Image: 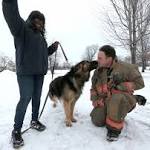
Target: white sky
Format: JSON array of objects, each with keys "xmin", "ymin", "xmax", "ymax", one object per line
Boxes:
[{"xmin": 0, "ymin": 0, "xmax": 127, "ymax": 64}]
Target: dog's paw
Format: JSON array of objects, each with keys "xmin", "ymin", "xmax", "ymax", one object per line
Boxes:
[
  {"xmin": 65, "ymin": 120, "xmax": 72, "ymax": 127},
  {"xmin": 71, "ymin": 118, "xmax": 77, "ymax": 123},
  {"xmin": 53, "ymin": 103, "xmax": 57, "ymax": 107}
]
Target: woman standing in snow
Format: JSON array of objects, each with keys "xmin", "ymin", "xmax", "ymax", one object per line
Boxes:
[{"xmin": 2, "ymin": 0, "xmax": 59, "ymax": 148}]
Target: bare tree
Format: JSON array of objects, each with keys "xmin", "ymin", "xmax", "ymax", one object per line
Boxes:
[
  {"xmin": 48, "ymin": 51, "xmax": 60, "ymax": 71},
  {"xmin": 103, "ymin": 0, "xmax": 150, "ymax": 64},
  {"xmin": 136, "ymin": 1, "xmax": 150, "ymax": 71},
  {"xmin": 0, "ymin": 55, "xmax": 16, "ymax": 72},
  {"xmin": 82, "ymin": 44, "xmax": 99, "ymax": 61},
  {"xmin": 7, "ymin": 60, "xmax": 16, "ymax": 72},
  {"xmin": 0, "ymin": 56, "xmax": 9, "ymax": 72},
  {"xmin": 61, "ymin": 62, "xmax": 72, "ymax": 70}
]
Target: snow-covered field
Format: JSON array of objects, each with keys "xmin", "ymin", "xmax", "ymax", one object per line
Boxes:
[{"xmin": 0, "ymin": 69, "xmax": 150, "ymax": 150}]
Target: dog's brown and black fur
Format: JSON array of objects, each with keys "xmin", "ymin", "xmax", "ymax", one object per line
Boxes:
[{"xmin": 48, "ymin": 60, "xmax": 98, "ymax": 126}]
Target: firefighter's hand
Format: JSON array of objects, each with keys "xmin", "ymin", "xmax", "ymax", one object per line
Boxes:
[
  {"xmin": 112, "ymin": 72, "xmax": 123, "ymax": 85},
  {"xmin": 92, "ymin": 99, "xmax": 104, "ymax": 108}
]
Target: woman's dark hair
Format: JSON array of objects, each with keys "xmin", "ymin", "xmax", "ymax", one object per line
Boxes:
[
  {"xmin": 99, "ymin": 45, "xmax": 116, "ymax": 60},
  {"xmin": 26, "ymin": 10, "xmax": 45, "ymax": 37}
]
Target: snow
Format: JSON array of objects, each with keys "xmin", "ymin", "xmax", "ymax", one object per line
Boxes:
[{"xmin": 0, "ymin": 69, "xmax": 150, "ymax": 150}]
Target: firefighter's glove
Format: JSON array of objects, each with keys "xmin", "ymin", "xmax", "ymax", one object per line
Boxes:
[{"xmin": 112, "ymin": 72, "xmax": 123, "ymax": 85}]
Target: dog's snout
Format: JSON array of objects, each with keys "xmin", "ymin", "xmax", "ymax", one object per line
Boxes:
[{"xmin": 90, "ymin": 61, "xmax": 98, "ymax": 70}]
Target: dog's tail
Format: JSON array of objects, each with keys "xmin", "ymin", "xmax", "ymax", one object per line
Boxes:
[
  {"xmin": 134, "ymin": 95, "xmax": 147, "ymax": 106},
  {"xmin": 48, "ymin": 91, "xmax": 57, "ymax": 107},
  {"xmin": 48, "ymin": 84, "xmax": 58, "ymax": 108}
]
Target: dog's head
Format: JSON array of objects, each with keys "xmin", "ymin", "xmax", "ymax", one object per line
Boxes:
[{"xmin": 71, "ymin": 60, "xmax": 98, "ymax": 81}]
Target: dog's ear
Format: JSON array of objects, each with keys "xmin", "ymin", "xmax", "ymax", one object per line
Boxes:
[
  {"xmin": 70, "ymin": 66, "xmax": 75, "ymax": 73},
  {"xmin": 71, "ymin": 64, "xmax": 80, "ymax": 73},
  {"xmin": 73, "ymin": 62, "xmax": 83, "ymax": 72}
]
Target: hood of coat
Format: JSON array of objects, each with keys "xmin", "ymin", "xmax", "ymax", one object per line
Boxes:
[{"xmin": 26, "ymin": 10, "xmax": 45, "ymax": 37}]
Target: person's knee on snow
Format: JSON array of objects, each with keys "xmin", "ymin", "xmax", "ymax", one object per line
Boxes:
[
  {"xmin": 90, "ymin": 107, "xmax": 106, "ymax": 127},
  {"xmin": 107, "ymin": 94, "xmax": 129, "ymax": 122}
]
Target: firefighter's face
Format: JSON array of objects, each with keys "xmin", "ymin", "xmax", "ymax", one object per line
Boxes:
[{"xmin": 97, "ymin": 51, "xmax": 112, "ymax": 67}]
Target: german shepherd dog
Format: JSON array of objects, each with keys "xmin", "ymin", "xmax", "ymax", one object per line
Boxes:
[{"xmin": 48, "ymin": 60, "xmax": 98, "ymax": 127}]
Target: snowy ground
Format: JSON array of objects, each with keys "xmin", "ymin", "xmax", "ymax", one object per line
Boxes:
[{"xmin": 0, "ymin": 69, "xmax": 150, "ymax": 150}]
